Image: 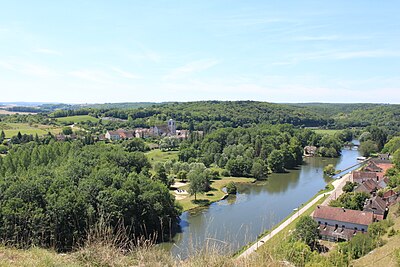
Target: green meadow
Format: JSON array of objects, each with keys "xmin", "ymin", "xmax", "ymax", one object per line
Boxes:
[
  {"xmin": 0, "ymin": 123, "xmax": 62, "ymax": 138},
  {"xmin": 56, "ymin": 115, "xmax": 99, "ymax": 123}
]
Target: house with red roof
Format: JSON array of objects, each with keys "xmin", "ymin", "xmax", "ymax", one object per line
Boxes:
[{"xmin": 312, "ymin": 206, "xmax": 374, "ymax": 242}]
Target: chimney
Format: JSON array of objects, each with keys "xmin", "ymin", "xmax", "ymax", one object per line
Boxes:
[{"xmin": 342, "ymin": 207, "xmax": 345, "ymax": 212}]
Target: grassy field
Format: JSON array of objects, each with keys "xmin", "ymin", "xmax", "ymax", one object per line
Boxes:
[
  {"xmin": 56, "ymin": 115, "xmax": 99, "ymax": 123},
  {"xmin": 145, "ymin": 149, "xmax": 179, "ymax": 167},
  {"xmin": 352, "ymin": 203, "xmax": 400, "ymax": 267},
  {"xmin": 312, "ymin": 129, "xmax": 340, "ymax": 135},
  {"xmin": 173, "ymin": 177, "xmax": 255, "ymax": 211},
  {"xmin": 0, "ymin": 123, "xmax": 62, "ymax": 138},
  {"xmin": 0, "ymin": 109, "xmax": 36, "ymax": 115}
]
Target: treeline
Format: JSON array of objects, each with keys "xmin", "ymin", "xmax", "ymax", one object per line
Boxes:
[
  {"xmin": 50, "ymin": 108, "xmax": 96, "ymax": 118},
  {"xmin": 72, "ymin": 101, "xmax": 328, "ymax": 133},
  {"xmin": 176, "ymin": 124, "xmax": 345, "ymax": 178},
  {"xmin": 0, "ymin": 141, "xmax": 181, "ymax": 251},
  {"xmin": 5, "ymin": 106, "xmax": 41, "ymax": 113},
  {"xmin": 73, "ymin": 102, "xmax": 400, "ymax": 136}
]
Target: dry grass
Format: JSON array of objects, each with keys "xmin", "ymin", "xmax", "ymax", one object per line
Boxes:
[
  {"xmin": 0, "ymin": 240, "xmax": 285, "ymax": 267},
  {"xmin": 352, "ymin": 203, "xmax": 400, "ymax": 267}
]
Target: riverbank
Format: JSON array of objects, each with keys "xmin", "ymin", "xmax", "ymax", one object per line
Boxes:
[
  {"xmin": 237, "ymin": 158, "xmax": 367, "ymax": 259},
  {"xmin": 171, "ymin": 177, "xmax": 256, "ymax": 211},
  {"xmin": 237, "ymin": 188, "xmax": 330, "ymax": 258}
]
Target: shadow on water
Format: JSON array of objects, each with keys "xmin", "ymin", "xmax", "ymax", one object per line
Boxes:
[{"xmin": 161, "ymin": 146, "xmax": 361, "ymax": 259}]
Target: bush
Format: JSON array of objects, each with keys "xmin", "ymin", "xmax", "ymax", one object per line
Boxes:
[
  {"xmin": 323, "ymin": 164, "xmax": 335, "ymax": 175},
  {"xmin": 294, "ymin": 216, "xmax": 319, "ymax": 249},
  {"xmin": 342, "ymin": 181, "xmax": 357, "ymax": 193},
  {"xmin": 225, "ymin": 182, "xmax": 237, "ymax": 194},
  {"xmin": 388, "ymin": 228, "xmax": 397, "ymax": 237},
  {"xmin": 0, "ymin": 144, "xmax": 8, "ymax": 154},
  {"xmin": 221, "ymin": 169, "xmax": 230, "ymax": 177},
  {"xmin": 339, "ymin": 233, "xmax": 376, "ymax": 259}
]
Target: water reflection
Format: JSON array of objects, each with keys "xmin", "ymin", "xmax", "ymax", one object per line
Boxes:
[{"xmin": 163, "ymin": 147, "xmax": 360, "ymax": 258}]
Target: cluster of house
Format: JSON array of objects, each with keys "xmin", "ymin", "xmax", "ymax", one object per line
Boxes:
[
  {"xmin": 102, "ymin": 119, "xmax": 198, "ymax": 141},
  {"xmin": 312, "ymin": 153, "xmax": 398, "ymax": 242}
]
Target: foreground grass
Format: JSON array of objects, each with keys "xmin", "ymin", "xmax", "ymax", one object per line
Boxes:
[
  {"xmin": 0, "ymin": 246, "xmax": 79, "ymax": 267},
  {"xmin": 0, "ymin": 123, "xmax": 62, "ymax": 138},
  {"xmin": 0, "ymin": 242, "xmax": 283, "ymax": 267},
  {"xmin": 173, "ymin": 177, "xmax": 255, "ymax": 211},
  {"xmin": 56, "ymin": 115, "xmax": 99, "ymax": 123}
]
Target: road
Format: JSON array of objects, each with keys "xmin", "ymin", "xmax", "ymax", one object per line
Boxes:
[
  {"xmin": 237, "ymin": 173, "xmax": 351, "ymax": 259},
  {"xmin": 321, "ymin": 172, "xmax": 351, "ymax": 206}
]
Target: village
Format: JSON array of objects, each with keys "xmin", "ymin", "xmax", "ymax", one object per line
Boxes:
[
  {"xmin": 53, "ymin": 118, "xmax": 203, "ymax": 145},
  {"xmin": 312, "ymin": 153, "xmax": 398, "ymax": 242}
]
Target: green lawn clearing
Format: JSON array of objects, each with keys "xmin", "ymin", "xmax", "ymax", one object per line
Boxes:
[
  {"xmin": 145, "ymin": 149, "xmax": 179, "ymax": 168},
  {"xmin": 0, "ymin": 123, "xmax": 62, "ymax": 138},
  {"xmin": 172, "ymin": 176, "xmax": 255, "ymax": 211},
  {"xmin": 312, "ymin": 129, "xmax": 341, "ymax": 136},
  {"xmin": 56, "ymin": 115, "xmax": 99, "ymax": 123}
]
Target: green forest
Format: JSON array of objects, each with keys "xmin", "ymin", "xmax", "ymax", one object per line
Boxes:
[
  {"xmin": 0, "ymin": 141, "xmax": 180, "ymax": 251},
  {"xmin": 0, "ymin": 101, "xmax": 398, "ymax": 252}
]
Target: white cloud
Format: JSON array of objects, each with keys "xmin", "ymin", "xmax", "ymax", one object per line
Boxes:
[
  {"xmin": 164, "ymin": 59, "xmax": 219, "ymax": 80},
  {"xmin": 0, "ymin": 59, "xmax": 56, "ymax": 77}
]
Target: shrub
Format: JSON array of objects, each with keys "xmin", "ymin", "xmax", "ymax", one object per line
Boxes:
[
  {"xmin": 225, "ymin": 182, "xmax": 237, "ymax": 194},
  {"xmin": 221, "ymin": 169, "xmax": 230, "ymax": 177},
  {"xmin": 388, "ymin": 228, "xmax": 397, "ymax": 237}
]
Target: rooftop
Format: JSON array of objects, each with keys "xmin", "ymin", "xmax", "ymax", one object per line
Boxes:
[{"xmin": 313, "ymin": 206, "xmax": 374, "ymax": 226}]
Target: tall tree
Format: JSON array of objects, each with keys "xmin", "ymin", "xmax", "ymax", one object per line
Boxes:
[
  {"xmin": 294, "ymin": 216, "xmax": 319, "ymax": 249},
  {"xmin": 188, "ymin": 169, "xmax": 209, "ymax": 200}
]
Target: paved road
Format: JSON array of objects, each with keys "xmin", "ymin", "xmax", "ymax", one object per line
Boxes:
[
  {"xmin": 237, "ymin": 173, "xmax": 351, "ymax": 259},
  {"xmin": 237, "ymin": 191, "xmax": 329, "ymax": 259},
  {"xmin": 321, "ymin": 172, "xmax": 351, "ymax": 206}
]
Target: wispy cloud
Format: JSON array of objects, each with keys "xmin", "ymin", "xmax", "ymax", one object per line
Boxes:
[
  {"xmin": 293, "ymin": 35, "xmax": 371, "ymax": 42},
  {"xmin": 164, "ymin": 59, "xmax": 219, "ymax": 80},
  {"xmin": 0, "ymin": 59, "xmax": 55, "ymax": 77},
  {"xmin": 34, "ymin": 48, "xmax": 62, "ymax": 55},
  {"xmin": 127, "ymin": 43, "xmax": 162, "ymax": 63},
  {"xmin": 111, "ymin": 67, "xmax": 140, "ymax": 79},
  {"xmin": 271, "ymin": 49, "xmax": 400, "ymax": 66},
  {"xmin": 294, "ymin": 35, "xmax": 340, "ymax": 41}
]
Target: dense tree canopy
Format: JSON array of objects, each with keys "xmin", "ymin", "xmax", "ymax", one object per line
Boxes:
[{"xmin": 0, "ymin": 141, "xmax": 181, "ymax": 251}]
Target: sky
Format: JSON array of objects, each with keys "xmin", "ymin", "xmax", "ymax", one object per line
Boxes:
[{"xmin": 0, "ymin": 1, "xmax": 399, "ymax": 104}]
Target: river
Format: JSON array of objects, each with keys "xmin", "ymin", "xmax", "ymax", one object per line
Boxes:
[{"xmin": 162, "ymin": 146, "xmax": 361, "ymax": 258}]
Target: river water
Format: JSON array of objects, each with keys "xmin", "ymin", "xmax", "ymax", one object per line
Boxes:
[{"xmin": 163, "ymin": 146, "xmax": 361, "ymax": 258}]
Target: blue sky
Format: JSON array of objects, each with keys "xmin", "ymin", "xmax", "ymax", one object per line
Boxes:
[{"xmin": 1, "ymin": 1, "xmax": 399, "ymax": 103}]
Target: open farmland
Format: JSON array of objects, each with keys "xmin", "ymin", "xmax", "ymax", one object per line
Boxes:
[
  {"xmin": 0, "ymin": 123, "xmax": 62, "ymax": 138},
  {"xmin": 0, "ymin": 109, "xmax": 37, "ymax": 115},
  {"xmin": 312, "ymin": 129, "xmax": 340, "ymax": 136},
  {"xmin": 56, "ymin": 115, "xmax": 99, "ymax": 123}
]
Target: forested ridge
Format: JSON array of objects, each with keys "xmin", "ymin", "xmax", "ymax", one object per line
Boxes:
[
  {"xmin": 3, "ymin": 101, "xmax": 400, "ymax": 134},
  {"xmin": 0, "ymin": 141, "xmax": 180, "ymax": 251},
  {"xmin": 0, "ymin": 101, "xmax": 399, "ymax": 253}
]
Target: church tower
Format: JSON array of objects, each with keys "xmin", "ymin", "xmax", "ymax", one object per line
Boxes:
[{"xmin": 168, "ymin": 119, "xmax": 176, "ymax": 135}]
